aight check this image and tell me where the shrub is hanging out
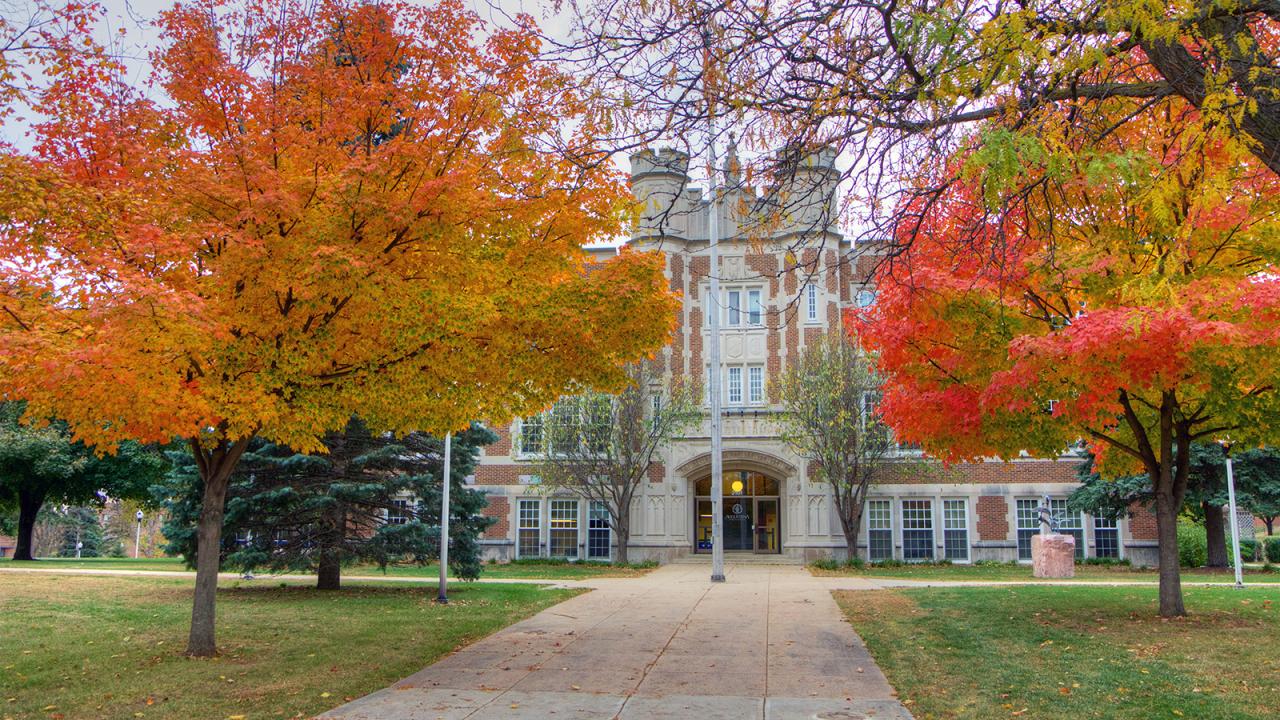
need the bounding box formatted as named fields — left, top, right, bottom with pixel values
left=810, top=556, right=866, bottom=572
left=1266, top=537, right=1280, bottom=564
left=1081, top=557, right=1131, bottom=567
left=1236, top=538, right=1259, bottom=562
left=1177, top=520, right=1208, bottom=568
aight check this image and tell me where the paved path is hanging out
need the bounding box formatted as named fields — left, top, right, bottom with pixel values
left=319, top=563, right=913, bottom=720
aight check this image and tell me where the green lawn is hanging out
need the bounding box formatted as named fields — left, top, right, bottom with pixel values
left=811, top=561, right=1280, bottom=583
left=0, top=573, right=581, bottom=720
left=837, top=585, right=1280, bottom=719
left=0, top=556, right=655, bottom=580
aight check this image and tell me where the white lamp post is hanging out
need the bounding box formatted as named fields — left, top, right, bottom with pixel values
left=1225, top=452, right=1245, bottom=588
left=134, top=510, right=144, bottom=559
left=437, top=432, right=453, bottom=604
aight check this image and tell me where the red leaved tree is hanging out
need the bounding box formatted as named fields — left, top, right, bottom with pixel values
left=852, top=98, right=1280, bottom=616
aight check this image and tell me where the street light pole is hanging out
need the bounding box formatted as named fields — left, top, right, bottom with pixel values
left=707, top=122, right=726, bottom=584
left=436, top=432, right=453, bottom=604
left=134, top=510, right=143, bottom=559
left=1225, top=454, right=1245, bottom=589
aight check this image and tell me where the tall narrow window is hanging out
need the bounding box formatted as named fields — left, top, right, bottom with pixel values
left=518, top=499, right=541, bottom=558
left=943, top=499, right=969, bottom=561
left=1093, top=516, right=1119, bottom=559
left=727, top=366, right=743, bottom=405
left=550, top=399, right=579, bottom=455
left=549, top=499, right=580, bottom=558
left=1016, top=499, right=1039, bottom=560
left=901, top=500, right=934, bottom=561
left=806, top=284, right=818, bottom=322
left=520, top=414, right=544, bottom=455
left=587, top=501, right=611, bottom=560
left=748, top=366, right=764, bottom=404
left=1050, top=499, right=1085, bottom=558
left=747, top=289, right=762, bottom=325
left=727, top=290, right=741, bottom=326
left=867, top=500, right=893, bottom=561
left=651, top=392, right=662, bottom=431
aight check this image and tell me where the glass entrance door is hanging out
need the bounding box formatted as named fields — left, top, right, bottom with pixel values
left=755, top=498, right=779, bottom=553
left=724, top=498, right=753, bottom=550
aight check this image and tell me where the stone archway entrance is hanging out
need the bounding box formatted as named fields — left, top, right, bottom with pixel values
left=677, top=449, right=797, bottom=556
left=694, top=471, right=781, bottom=553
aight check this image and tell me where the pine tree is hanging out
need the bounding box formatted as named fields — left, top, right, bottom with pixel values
left=161, top=419, right=496, bottom=589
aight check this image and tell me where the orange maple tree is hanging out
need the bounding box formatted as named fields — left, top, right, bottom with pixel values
left=0, top=0, right=676, bottom=655
left=851, top=97, right=1280, bottom=616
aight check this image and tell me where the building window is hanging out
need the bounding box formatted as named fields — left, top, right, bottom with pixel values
left=549, top=499, right=580, bottom=558
left=867, top=500, right=893, bottom=561
left=805, top=283, right=819, bottom=322
left=1016, top=499, right=1039, bottom=560
left=856, top=288, right=876, bottom=308
left=518, top=499, right=541, bottom=558
left=1051, top=499, right=1085, bottom=558
left=706, top=285, right=765, bottom=327
left=728, top=366, right=743, bottom=404
left=901, top=500, right=934, bottom=561
left=943, top=499, right=969, bottom=562
left=1093, top=516, right=1120, bottom=559
left=747, top=289, right=762, bottom=325
left=520, top=414, right=544, bottom=455
left=387, top=499, right=411, bottom=525
left=748, top=366, right=764, bottom=404
left=587, top=501, right=611, bottom=560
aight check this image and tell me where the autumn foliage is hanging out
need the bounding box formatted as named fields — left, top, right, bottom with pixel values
left=0, top=0, right=676, bottom=654
left=851, top=97, right=1280, bottom=615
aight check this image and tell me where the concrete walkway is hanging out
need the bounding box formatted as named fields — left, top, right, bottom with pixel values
left=319, top=563, right=913, bottom=720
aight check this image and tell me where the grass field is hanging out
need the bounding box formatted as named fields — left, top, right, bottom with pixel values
left=810, top=561, right=1280, bottom=583
left=837, top=585, right=1280, bottom=719
left=0, top=573, right=580, bottom=720
left=0, top=555, right=655, bottom=580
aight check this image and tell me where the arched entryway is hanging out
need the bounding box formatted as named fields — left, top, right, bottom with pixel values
left=693, top=471, right=781, bottom=554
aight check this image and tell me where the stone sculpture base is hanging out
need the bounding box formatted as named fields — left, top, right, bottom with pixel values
left=1031, top=533, right=1076, bottom=578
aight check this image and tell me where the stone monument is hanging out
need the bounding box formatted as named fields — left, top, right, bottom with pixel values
left=1031, top=495, right=1075, bottom=578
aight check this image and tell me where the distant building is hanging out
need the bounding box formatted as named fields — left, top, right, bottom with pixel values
left=471, top=147, right=1161, bottom=567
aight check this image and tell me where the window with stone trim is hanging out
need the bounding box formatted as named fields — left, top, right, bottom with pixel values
left=519, top=414, right=544, bottom=455
left=387, top=498, right=411, bottom=526
left=517, top=499, right=541, bottom=558
left=901, top=500, right=934, bottom=561
left=867, top=500, right=893, bottom=561
left=549, top=499, right=580, bottom=558
left=943, top=499, right=969, bottom=562
left=1016, top=499, right=1039, bottom=560
left=728, top=366, right=743, bottom=405
left=1093, top=515, right=1120, bottom=559
left=805, top=283, right=819, bottom=323
left=748, top=366, right=764, bottom=404
left=587, top=501, right=611, bottom=560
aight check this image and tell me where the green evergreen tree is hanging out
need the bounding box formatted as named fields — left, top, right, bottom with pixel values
left=1070, top=444, right=1280, bottom=566
left=160, top=418, right=495, bottom=589
left=0, top=402, right=168, bottom=560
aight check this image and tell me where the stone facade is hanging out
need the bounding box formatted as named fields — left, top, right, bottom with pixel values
left=469, top=148, right=1152, bottom=566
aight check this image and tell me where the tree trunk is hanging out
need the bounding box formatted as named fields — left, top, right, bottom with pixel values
left=317, top=550, right=341, bottom=590
left=838, top=498, right=865, bottom=561
left=12, top=486, right=47, bottom=561
left=1265, top=516, right=1275, bottom=536
left=186, top=437, right=252, bottom=658
left=1154, top=489, right=1186, bottom=617
left=1203, top=501, right=1228, bottom=568
left=614, top=516, right=629, bottom=565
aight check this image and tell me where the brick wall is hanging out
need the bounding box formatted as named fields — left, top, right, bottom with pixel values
left=488, top=424, right=513, bottom=456
left=880, top=460, right=1080, bottom=485
left=1129, top=502, right=1158, bottom=540
left=482, top=496, right=510, bottom=539
left=648, top=462, right=666, bottom=484
left=475, top=464, right=524, bottom=485
left=976, top=496, right=1009, bottom=540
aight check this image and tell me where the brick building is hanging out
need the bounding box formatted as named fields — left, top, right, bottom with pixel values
left=469, top=147, right=1160, bottom=567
